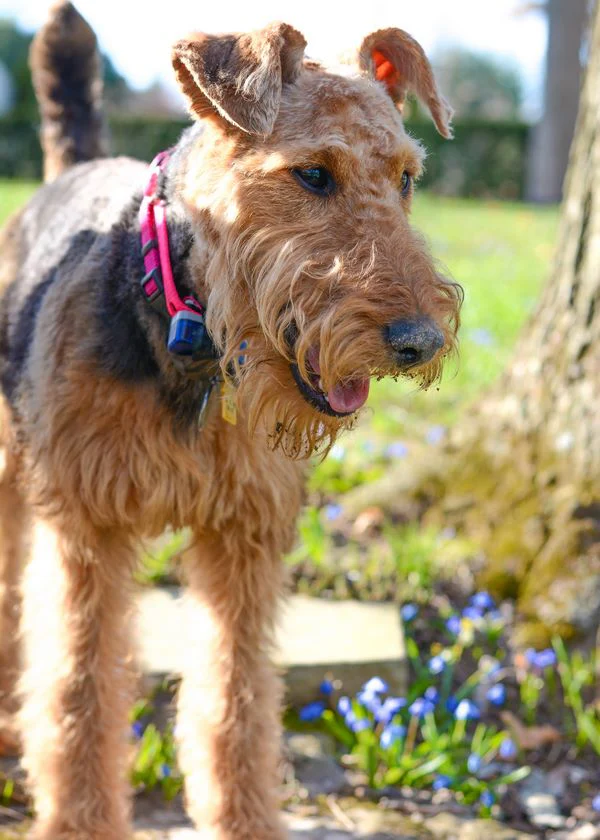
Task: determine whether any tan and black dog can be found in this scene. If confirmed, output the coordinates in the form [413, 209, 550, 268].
[0, 3, 461, 838]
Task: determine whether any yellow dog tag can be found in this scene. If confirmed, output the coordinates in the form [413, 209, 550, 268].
[221, 380, 237, 425]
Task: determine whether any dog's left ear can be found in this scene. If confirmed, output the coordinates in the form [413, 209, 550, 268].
[358, 28, 453, 138]
[172, 23, 306, 136]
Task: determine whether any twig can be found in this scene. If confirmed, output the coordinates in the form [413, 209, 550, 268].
[326, 795, 356, 831]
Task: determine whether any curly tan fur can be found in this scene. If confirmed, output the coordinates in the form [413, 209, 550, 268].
[0, 3, 461, 838]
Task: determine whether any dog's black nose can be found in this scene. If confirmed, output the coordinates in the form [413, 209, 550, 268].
[385, 318, 445, 368]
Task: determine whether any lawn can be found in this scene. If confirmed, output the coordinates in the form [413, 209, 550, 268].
[0, 179, 37, 222]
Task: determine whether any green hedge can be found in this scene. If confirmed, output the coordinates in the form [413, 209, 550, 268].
[0, 116, 529, 199]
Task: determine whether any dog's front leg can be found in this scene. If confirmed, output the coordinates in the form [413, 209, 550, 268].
[177, 525, 287, 840]
[0, 437, 29, 754]
[19, 515, 136, 840]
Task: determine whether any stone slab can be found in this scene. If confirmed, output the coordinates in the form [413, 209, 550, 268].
[135, 589, 407, 705]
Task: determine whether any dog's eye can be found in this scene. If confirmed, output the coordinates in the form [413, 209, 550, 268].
[292, 167, 335, 197]
[400, 171, 412, 196]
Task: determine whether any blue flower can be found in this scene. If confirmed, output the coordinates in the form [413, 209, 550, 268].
[454, 699, 480, 720]
[349, 717, 371, 733]
[432, 774, 452, 791]
[487, 684, 506, 706]
[131, 721, 144, 739]
[380, 724, 407, 748]
[445, 696, 459, 714]
[480, 790, 495, 808]
[401, 603, 419, 622]
[592, 793, 600, 812]
[428, 655, 446, 675]
[409, 697, 436, 718]
[470, 591, 495, 612]
[324, 504, 343, 521]
[532, 648, 557, 670]
[319, 679, 334, 696]
[344, 710, 358, 728]
[374, 696, 407, 724]
[299, 701, 325, 722]
[386, 441, 409, 459]
[467, 753, 482, 774]
[160, 763, 171, 778]
[424, 686, 439, 705]
[462, 606, 483, 621]
[446, 615, 461, 635]
[338, 696, 351, 716]
[362, 677, 389, 694]
[357, 689, 382, 715]
[499, 737, 518, 760]
[469, 327, 495, 348]
[426, 425, 446, 445]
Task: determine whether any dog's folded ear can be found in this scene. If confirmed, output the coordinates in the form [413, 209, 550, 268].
[172, 23, 306, 136]
[358, 29, 453, 139]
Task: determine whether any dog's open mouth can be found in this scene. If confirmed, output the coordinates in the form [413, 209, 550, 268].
[290, 346, 370, 418]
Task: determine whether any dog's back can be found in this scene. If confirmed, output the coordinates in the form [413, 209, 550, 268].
[0, 2, 150, 408]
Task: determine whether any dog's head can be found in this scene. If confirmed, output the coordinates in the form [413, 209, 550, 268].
[172, 23, 462, 456]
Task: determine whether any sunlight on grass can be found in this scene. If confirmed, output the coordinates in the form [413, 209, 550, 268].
[0, 179, 38, 225]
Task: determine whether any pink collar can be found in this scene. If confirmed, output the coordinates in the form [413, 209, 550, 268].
[139, 150, 215, 360]
[138, 150, 202, 317]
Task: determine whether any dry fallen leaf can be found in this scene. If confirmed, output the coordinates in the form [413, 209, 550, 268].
[500, 710, 562, 751]
[351, 506, 385, 537]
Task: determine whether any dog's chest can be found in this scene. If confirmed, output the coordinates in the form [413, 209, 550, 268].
[28, 370, 305, 540]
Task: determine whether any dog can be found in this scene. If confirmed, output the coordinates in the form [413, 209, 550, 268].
[0, 2, 461, 838]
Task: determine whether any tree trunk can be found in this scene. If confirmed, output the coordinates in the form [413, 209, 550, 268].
[526, 0, 588, 203]
[350, 4, 600, 645]
[428, 1, 600, 644]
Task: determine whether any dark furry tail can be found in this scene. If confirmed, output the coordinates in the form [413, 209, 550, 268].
[29, 1, 107, 182]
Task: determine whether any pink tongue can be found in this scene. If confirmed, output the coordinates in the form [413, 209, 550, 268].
[305, 347, 370, 414]
[327, 378, 370, 414]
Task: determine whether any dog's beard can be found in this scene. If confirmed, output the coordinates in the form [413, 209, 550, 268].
[204, 226, 460, 459]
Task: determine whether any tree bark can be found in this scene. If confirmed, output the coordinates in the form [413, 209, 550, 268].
[526, 0, 588, 203]
[354, 3, 600, 644]
[433, 1, 600, 643]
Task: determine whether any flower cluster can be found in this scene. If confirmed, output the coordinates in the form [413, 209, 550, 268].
[293, 590, 600, 819]
[297, 621, 529, 816]
[294, 592, 600, 820]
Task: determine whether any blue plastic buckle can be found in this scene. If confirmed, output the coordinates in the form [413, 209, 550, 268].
[167, 310, 208, 357]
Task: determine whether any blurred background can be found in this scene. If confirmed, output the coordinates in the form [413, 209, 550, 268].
[0, 2, 599, 836]
[0, 0, 588, 200]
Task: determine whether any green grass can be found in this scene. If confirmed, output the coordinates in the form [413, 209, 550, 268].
[0, 179, 37, 224]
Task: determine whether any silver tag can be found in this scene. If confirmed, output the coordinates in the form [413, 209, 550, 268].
[197, 378, 217, 429]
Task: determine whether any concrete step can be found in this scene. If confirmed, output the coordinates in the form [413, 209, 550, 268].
[135, 589, 407, 705]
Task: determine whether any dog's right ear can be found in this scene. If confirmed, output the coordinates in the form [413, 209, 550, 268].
[172, 23, 306, 137]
